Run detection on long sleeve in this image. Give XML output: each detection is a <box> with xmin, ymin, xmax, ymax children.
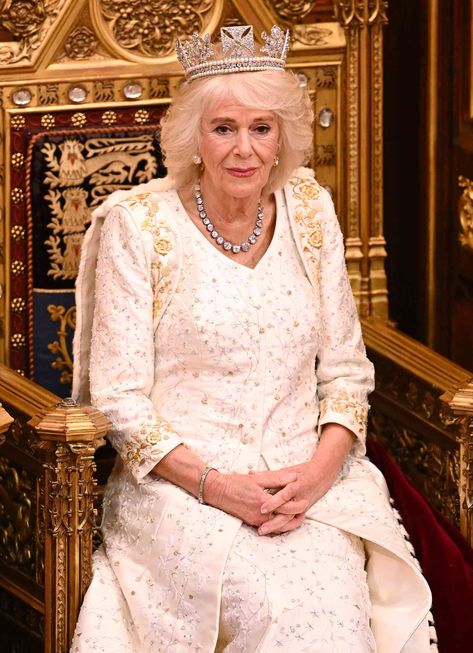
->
<box><xmin>316</xmin><ymin>189</ymin><xmax>375</xmax><ymax>455</ymax></box>
<box><xmin>89</xmin><ymin>203</ymin><xmax>183</xmax><ymax>482</ymax></box>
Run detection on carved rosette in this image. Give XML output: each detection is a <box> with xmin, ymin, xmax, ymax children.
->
<box><xmin>0</xmin><ymin>0</ymin><xmax>68</xmax><ymax>65</ymax></box>
<box><xmin>29</xmin><ymin>399</ymin><xmax>110</xmax><ymax>651</ymax></box>
<box><xmin>64</xmin><ymin>26</ymin><xmax>99</xmax><ymax>60</ymax></box>
<box><xmin>92</xmin><ymin>0</ymin><xmax>216</xmax><ymax>61</ymax></box>
<box><xmin>270</xmin><ymin>0</ymin><xmax>315</xmax><ymax>21</ymax></box>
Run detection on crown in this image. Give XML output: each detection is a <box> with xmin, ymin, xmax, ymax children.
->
<box><xmin>176</xmin><ymin>25</ymin><xmax>290</xmax><ymax>82</ymax></box>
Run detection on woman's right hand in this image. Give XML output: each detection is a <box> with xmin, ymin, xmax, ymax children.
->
<box><xmin>204</xmin><ymin>469</ymin><xmax>298</xmax><ymax>528</ymax></box>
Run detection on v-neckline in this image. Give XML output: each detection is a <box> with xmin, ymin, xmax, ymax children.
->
<box><xmin>173</xmin><ymin>190</ymin><xmax>281</xmax><ymax>272</ymax></box>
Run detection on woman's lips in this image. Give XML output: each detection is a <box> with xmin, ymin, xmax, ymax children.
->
<box><xmin>226</xmin><ymin>167</ymin><xmax>257</xmax><ymax>178</ymax></box>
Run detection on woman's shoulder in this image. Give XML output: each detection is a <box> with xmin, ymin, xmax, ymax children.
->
<box><xmin>91</xmin><ymin>178</ymin><xmax>181</xmax><ymax>245</ymax></box>
<box><xmin>93</xmin><ymin>177</ymin><xmax>178</xmax><ymax>224</ymax></box>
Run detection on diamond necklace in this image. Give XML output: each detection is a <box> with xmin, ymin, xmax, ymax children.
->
<box><xmin>194</xmin><ymin>181</ymin><xmax>263</xmax><ymax>254</ymax></box>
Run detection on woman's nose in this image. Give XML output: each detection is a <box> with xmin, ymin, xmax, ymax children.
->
<box><xmin>233</xmin><ymin>129</ymin><xmax>252</xmax><ymax>158</ymax></box>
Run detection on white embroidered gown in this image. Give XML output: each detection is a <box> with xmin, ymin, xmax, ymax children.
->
<box><xmin>71</xmin><ymin>180</ymin><xmax>431</xmax><ymax>653</ymax></box>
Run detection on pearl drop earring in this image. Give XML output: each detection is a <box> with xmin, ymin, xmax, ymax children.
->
<box><xmin>192</xmin><ymin>154</ymin><xmax>202</xmax><ymax>165</ymax></box>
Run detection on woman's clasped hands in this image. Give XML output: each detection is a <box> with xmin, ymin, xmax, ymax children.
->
<box><xmin>205</xmin><ymin>456</ymin><xmax>341</xmax><ymax>536</ymax></box>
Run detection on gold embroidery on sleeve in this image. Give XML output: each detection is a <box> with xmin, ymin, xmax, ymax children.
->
<box><xmin>121</xmin><ymin>417</ymin><xmax>177</xmax><ymax>468</ymax></box>
<box><xmin>319</xmin><ymin>390</ymin><xmax>369</xmax><ymax>435</ymax></box>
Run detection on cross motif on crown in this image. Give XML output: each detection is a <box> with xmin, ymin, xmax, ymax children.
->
<box><xmin>221</xmin><ymin>26</ymin><xmax>255</xmax><ymax>57</ymax></box>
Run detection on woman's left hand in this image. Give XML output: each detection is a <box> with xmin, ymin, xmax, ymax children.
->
<box><xmin>251</xmin><ymin>422</ymin><xmax>356</xmax><ymax>535</ymax></box>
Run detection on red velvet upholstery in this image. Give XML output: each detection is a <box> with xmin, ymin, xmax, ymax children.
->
<box><xmin>366</xmin><ymin>439</ymin><xmax>473</xmax><ymax>653</ymax></box>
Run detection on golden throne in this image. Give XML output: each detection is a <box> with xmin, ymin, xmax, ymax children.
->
<box><xmin>0</xmin><ymin>2</ymin><xmax>472</xmax><ymax>652</ymax></box>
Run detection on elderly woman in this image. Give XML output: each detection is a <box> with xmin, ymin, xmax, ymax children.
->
<box><xmin>72</xmin><ymin>25</ymin><xmax>432</xmax><ymax>653</ymax></box>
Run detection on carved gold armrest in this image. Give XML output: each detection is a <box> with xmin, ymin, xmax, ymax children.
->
<box><xmin>441</xmin><ymin>380</ymin><xmax>473</xmax><ymax>545</ymax></box>
<box><xmin>28</xmin><ymin>398</ymin><xmax>110</xmax><ymax>653</ymax></box>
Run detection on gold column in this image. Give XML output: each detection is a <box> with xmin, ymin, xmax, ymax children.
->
<box><xmin>334</xmin><ymin>1</ymin><xmax>389</xmax><ymax>319</ymax></box>
<box><xmin>29</xmin><ymin>398</ymin><xmax>110</xmax><ymax>653</ymax></box>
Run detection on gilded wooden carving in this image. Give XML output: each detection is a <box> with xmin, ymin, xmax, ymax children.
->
<box><xmin>30</xmin><ymin>398</ymin><xmax>110</xmax><ymax>651</ymax></box>
<box><xmin>458</xmin><ymin>175</ymin><xmax>473</xmax><ymax>251</ymax></box>
<box><xmin>91</xmin><ymin>0</ymin><xmax>216</xmax><ymax>60</ymax></box>
<box><xmin>369</xmin><ymin>412</ymin><xmax>460</xmax><ymax>526</ymax></box>
<box><xmin>0</xmin><ymin>0</ymin><xmax>68</xmax><ymax>65</ymax></box>
<box><xmin>0</xmin><ymin>455</ymin><xmax>36</xmax><ymax>575</ymax></box>
<box><xmin>441</xmin><ymin>379</ymin><xmax>473</xmax><ymax>543</ymax></box>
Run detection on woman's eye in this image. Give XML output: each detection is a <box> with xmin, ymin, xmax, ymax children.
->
<box><xmin>253</xmin><ymin>124</ymin><xmax>271</xmax><ymax>134</ymax></box>
<box><xmin>215</xmin><ymin>125</ymin><xmax>232</xmax><ymax>134</ymax></box>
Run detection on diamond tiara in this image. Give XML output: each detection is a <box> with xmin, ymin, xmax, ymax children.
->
<box><xmin>176</xmin><ymin>25</ymin><xmax>290</xmax><ymax>82</ymax></box>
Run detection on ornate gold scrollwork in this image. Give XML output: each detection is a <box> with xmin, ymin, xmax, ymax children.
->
<box><xmin>369</xmin><ymin>411</ymin><xmax>461</xmax><ymax>526</ymax></box>
<box><xmin>91</xmin><ymin>0</ymin><xmax>217</xmax><ymax>62</ymax></box>
<box><xmin>458</xmin><ymin>175</ymin><xmax>473</xmax><ymax>251</ymax></box>
<box><xmin>270</xmin><ymin>1</ymin><xmax>315</xmax><ymax>21</ymax></box>
<box><xmin>0</xmin><ymin>455</ymin><xmax>36</xmax><ymax>575</ymax></box>
<box><xmin>0</xmin><ymin>0</ymin><xmax>67</xmax><ymax>65</ymax></box>
<box><xmin>47</xmin><ymin>304</ymin><xmax>76</xmax><ymax>386</ymax></box>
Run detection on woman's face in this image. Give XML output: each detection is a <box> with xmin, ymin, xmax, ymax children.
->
<box><xmin>199</xmin><ymin>99</ymin><xmax>280</xmax><ymax>200</ymax></box>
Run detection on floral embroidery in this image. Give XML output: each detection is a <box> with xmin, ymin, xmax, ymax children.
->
<box><xmin>138</xmin><ymin>417</ymin><xmax>175</xmax><ymax>445</ymax></box>
<box><xmin>139</xmin><ymin>216</ymin><xmax>175</xmax><ymax>317</ymax></box>
<box><xmin>155</xmin><ymin>237</ymin><xmax>173</xmax><ymax>255</ymax></box>
<box><xmin>295</xmin><ymin>181</ymin><xmax>320</xmax><ymax>201</ymax></box>
<box><xmin>141</xmin><ymin>217</ymin><xmax>174</xmax><ymax>258</ymax></box>
<box><xmin>289</xmin><ymin>175</ymin><xmax>324</xmax><ymax>283</ymax></box>
<box><xmin>308</xmin><ymin>223</ymin><xmax>322</xmax><ymax>248</ymax></box>
<box><xmin>121</xmin><ymin>417</ymin><xmax>176</xmax><ymax>469</ymax></box>
<box><xmin>319</xmin><ymin>390</ymin><xmax>369</xmax><ymax>437</ymax></box>
<box><xmin>122</xmin><ymin>438</ymin><xmax>153</xmax><ymax>468</ymax></box>
<box><xmin>122</xmin><ymin>192</ymin><xmax>159</xmax><ymax>219</ymax></box>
